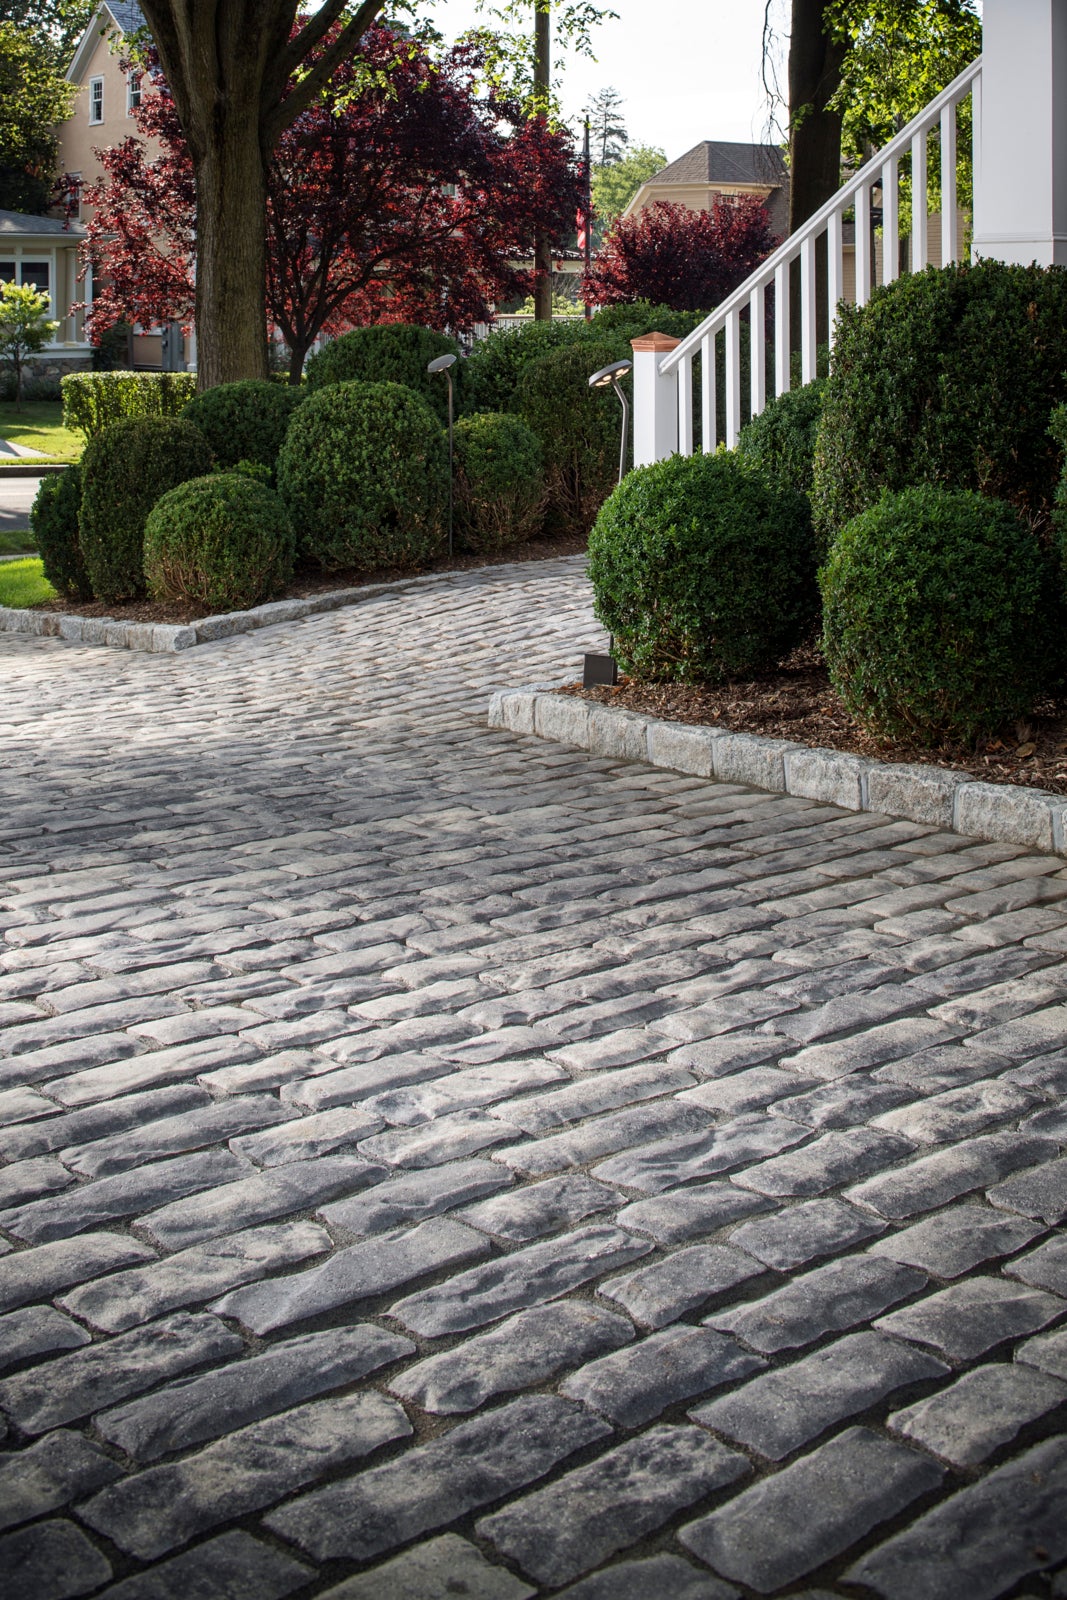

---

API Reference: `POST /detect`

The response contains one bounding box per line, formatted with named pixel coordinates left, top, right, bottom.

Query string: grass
left=0, top=401, right=83, bottom=464
left=0, top=529, right=36, bottom=556
left=0, top=558, right=56, bottom=608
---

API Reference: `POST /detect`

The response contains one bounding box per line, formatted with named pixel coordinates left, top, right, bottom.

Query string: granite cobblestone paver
left=1, top=554, right=1065, bottom=1595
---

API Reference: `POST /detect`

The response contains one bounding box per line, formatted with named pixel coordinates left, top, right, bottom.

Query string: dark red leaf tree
left=582, top=195, right=778, bottom=313
left=76, top=25, right=581, bottom=383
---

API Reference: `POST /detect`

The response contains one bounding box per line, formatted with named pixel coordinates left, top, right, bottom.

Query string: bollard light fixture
left=582, top=358, right=632, bottom=689
left=428, top=353, right=458, bottom=557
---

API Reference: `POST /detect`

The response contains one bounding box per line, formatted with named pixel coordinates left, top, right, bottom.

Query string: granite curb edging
left=489, top=686, right=1067, bottom=859
left=0, top=557, right=574, bottom=654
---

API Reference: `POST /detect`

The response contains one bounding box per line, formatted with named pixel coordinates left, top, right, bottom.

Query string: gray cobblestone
left=599, top=1243, right=762, bottom=1327
left=867, top=1204, right=1043, bottom=1278
left=734, top=1127, right=915, bottom=1198
left=60, top=1094, right=289, bottom=1176
left=94, top=1531, right=313, bottom=1600
left=0, top=1084, right=212, bottom=1163
left=497, top=1061, right=695, bottom=1134
left=0, top=1231, right=157, bottom=1313
left=889, top=1362, right=1067, bottom=1465
left=458, top=1174, right=619, bottom=1241
left=727, top=1197, right=885, bottom=1270
left=0, top=1304, right=90, bottom=1369
left=552, top=1555, right=738, bottom=1600
left=495, top=1100, right=708, bottom=1177
left=0, top=1430, right=122, bottom=1531
left=845, top=1132, right=1057, bottom=1219
left=320, top=1158, right=511, bottom=1235
left=989, top=1156, right=1067, bottom=1224
left=871, top=1079, right=1039, bottom=1145
left=615, top=1183, right=770, bottom=1244
left=559, top=1325, right=765, bottom=1426
left=0, top=1519, right=112, bottom=1600
left=872, top=1041, right=1012, bottom=1093
left=1007, top=1234, right=1067, bottom=1295
left=316, top=1534, right=533, bottom=1600
left=591, top=1113, right=810, bottom=1193
left=1016, top=1325, right=1067, bottom=1380
left=706, top=1256, right=927, bottom=1354
left=1, top=1149, right=246, bottom=1244
left=875, top=1276, right=1065, bottom=1359
left=142, top=1154, right=384, bottom=1249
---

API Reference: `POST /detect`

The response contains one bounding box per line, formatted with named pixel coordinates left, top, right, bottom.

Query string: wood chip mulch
left=560, top=647, right=1067, bottom=798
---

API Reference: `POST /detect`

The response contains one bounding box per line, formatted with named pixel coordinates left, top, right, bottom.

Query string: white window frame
left=127, top=69, right=141, bottom=116
left=89, top=75, right=104, bottom=124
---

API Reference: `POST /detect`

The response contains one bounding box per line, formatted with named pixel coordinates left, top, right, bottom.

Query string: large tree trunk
left=787, top=0, right=848, bottom=233
left=193, top=117, right=270, bottom=388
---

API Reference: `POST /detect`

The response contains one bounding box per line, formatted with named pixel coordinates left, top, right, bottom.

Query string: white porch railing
left=634, top=56, right=982, bottom=466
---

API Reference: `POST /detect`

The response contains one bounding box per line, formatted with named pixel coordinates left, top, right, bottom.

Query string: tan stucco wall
left=627, top=181, right=777, bottom=219
left=57, top=20, right=161, bottom=216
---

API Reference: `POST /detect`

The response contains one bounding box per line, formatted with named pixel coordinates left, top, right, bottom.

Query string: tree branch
left=264, top=0, right=385, bottom=141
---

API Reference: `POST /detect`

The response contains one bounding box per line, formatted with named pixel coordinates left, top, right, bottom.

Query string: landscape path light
left=583, top=357, right=632, bottom=687
left=427, top=352, right=458, bottom=557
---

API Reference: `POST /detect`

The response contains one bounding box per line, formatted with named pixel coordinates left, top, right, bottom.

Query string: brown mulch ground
left=30, top=531, right=588, bottom=626
left=560, top=647, right=1067, bottom=797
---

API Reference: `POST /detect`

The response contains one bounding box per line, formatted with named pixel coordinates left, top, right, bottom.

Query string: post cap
left=630, top=332, right=682, bottom=353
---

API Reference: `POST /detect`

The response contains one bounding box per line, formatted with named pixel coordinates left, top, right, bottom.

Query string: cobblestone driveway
left=1, top=554, right=1066, bottom=1600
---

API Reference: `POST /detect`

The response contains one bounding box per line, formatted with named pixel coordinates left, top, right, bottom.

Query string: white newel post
left=973, top=0, right=1067, bottom=266
left=631, top=332, right=680, bottom=467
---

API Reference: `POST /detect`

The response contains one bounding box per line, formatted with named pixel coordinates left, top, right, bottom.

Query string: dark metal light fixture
left=583, top=358, right=632, bottom=687
left=428, top=353, right=458, bottom=557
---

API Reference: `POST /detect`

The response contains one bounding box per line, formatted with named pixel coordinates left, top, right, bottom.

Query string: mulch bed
left=28, top=531, right=588, bottom=626
left=560, top=647, right=1067, bottom=797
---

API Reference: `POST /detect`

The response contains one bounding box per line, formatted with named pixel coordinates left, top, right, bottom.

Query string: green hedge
left=588, top=449, right=817, bottom=683
left=820, top=486, right=1059, bottom=745
left=277, top=380, right=448, bottom=571
left=738, top=379, right=827, bottom=500
left=463, top=320, right=611, bottom=415
left=812, top=261, right=1067, bottom=552
left=516, top=338, right=628, bottom=536
left=305, top=325, right=460, bottom=423
left=181, top=380, right=304, bottom=473
left=30, top=466, right=90, bottom=600
left=143, top=473, right=296, bottom=612
left=62, top=371, right=198, bottom=439
left=454, top=412, right=544, bottom=553
left=79, top=416, right=213, bottom=602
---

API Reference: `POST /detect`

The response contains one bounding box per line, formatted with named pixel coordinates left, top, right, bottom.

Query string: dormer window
left=127, top=69, right=141, bottom=116
left=89, top=75, right=104, bottom=124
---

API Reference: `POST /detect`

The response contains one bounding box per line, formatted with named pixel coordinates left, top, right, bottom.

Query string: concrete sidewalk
left=0, top=555, right=1065, bottom=1599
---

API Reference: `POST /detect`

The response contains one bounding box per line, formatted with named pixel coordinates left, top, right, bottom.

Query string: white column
left=973, top=0, right=1067, bottom=266
left=631, top=333, right=680, bottom=467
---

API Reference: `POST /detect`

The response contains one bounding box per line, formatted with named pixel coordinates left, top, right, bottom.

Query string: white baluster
left=882, top=156, right=899, bottom=283
left=827, top=209, right=844, bottom=347
left=912, top=126, right=928, bottom=270
left=970, top=73, right=981, bottom=265
left=678, top=353, right=693, bottom=456
left=855, top=181, right=871, bottom=306
left=725, top=309, right=741, bottom=448
left=801, top=233, right=817, bottom=383
left=701, top=330, right=716, bottom=453
left=941, top=101, right=958, bottom=262
left=750, top=285, right=765, bottom=420
left=774, top=259, right=790, bottom=397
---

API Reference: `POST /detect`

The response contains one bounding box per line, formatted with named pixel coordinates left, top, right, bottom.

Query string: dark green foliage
left=463, top=320, right=603, bottom=415
left=30, top=464, right=90, bottom=600
left=820, top=486, right=1058, bottom=745
left=1049, top=402, right=1067, bottom=555
left=516, top=339, right=630, bottom=536
left=812, top=261, right=1067, bottom=553
left=589, top=301, right=707, bottom=341
left=305, top=325, right=461, bottom=422
left=143, top=473, right=296, bottom=613
left=181, top=381, right=304, bottom=474
left=454, top=412, right=544, bottom=553
left=276, top=380, right=448, bottom=572
left=61, top=371, right=197, bottom=438
left=738, top=379, right=827, bottom=499
left=79, top=416, right=212, bottom=602
left=588, top=449, right=818, bottom=683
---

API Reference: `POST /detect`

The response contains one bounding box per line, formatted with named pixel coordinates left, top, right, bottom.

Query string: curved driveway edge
left=490, top=687, right=1067, bottom=859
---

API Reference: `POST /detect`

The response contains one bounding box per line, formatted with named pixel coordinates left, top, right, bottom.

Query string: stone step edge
left=488, top=686, right=1067, bottom=859
left=0, top=554, right=582, bottom=654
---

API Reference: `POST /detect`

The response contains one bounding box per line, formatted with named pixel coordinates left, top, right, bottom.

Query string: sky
left=430, top=1, right=785, bottom=163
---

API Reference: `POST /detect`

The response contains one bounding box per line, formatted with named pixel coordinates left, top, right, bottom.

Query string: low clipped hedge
left=812, top=261, right=1067, bottom=553
left=61, top=371, right=197, bottom=439
left=143, top=473, right=296, bottom=612
left=305, top=325, right=460, bottom=423
left=588, top=449, right=817, bottom=683
left=516, top=338, right=627, bottom=535
left=462, top=320, right=602, bottom=415
left=820, top=486, right=1059, bottom=745
left=30, top=466, right=91, bottom=600
left=277, top=380, right=448, bottom=571
left=181, top=380, right=304, bottom=473
left=79, top=416, right=213, bottom=602
left=454, top=412, right=544, bottom=553
left=738, top=379, right=826, bottom=500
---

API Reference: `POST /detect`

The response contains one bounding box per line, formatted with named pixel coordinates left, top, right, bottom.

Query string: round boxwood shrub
left=589, top=301, right=707, bottom=341
left=305, top=325, right=460, bottom=423
left=453, top=412, right=544, bottom=553
left=820, top=486, right=1059, bottom=745
left=738, top=379, right=826, bottom=499
left=463, top=320, right=607, bottom=415
left=276, top=380, right=448, bottom=571
left=812, top=261, right=1067, bottom=553
left=79, top=416, right=213, bottom=602
left=588, top=449, right=818, bottom=683
left=143, top=473, right=296, bottom=613
left=181, top=380, right=304, bottom=474
left=30, top=465, right=91, bottom=600
left=516, top=338, right=630, bottom=536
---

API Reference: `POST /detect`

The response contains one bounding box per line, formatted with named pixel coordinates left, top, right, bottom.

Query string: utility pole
left=533, top=0, right=552, bottom=321
left=582, top=116, right=592, bottom=320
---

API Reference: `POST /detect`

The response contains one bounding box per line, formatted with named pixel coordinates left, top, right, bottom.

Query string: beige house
left=0, top=209, right=89, bottom=374
left=624, top=141, right=792, bottom=240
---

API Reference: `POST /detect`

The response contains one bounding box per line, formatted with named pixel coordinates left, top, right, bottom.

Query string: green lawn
left=0, top=529, right=36, bottom=555
left=0, top=558, right=56, bottom=607
left=0, top=401, right=83, bottom=464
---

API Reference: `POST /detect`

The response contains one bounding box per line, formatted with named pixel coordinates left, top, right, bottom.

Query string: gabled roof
left=651, top=141, right=788, bottom=189
left=0, top=209, right=86, bottom=238
left=67, top=1, right=146, bottom=82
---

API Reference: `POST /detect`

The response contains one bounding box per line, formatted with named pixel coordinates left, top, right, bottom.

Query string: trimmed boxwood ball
left=738, top=379, right=826, bottom=500
left=516, top=338, right=629, bottom=536
left=820, top=486, right=1058, bottom=746
left=276, top=380, right=448, bottom=572
left=305, top=325, right=461, bottom=423
left=143, top=473, right=296, bottom=613
left=588, top=449, right=818, bottom=684
left=79, top=416, right=213, bottom=602
left=30, top=464, right=91, bottom=600
left=812, top=260, right=1067, bottom=554
left=454, top=412, right=544, bottom=553
left=462, top=320, right=605, bottom=415
left=181, top=380, right=304, bottom=474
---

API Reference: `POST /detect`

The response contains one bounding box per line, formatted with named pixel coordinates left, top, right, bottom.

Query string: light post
left=583, top=357, right=632, bottom=686
left=427, top=352, right=457, bottom=558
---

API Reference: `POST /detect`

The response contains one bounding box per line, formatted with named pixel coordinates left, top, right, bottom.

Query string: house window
left=21, top=262, right=51, bottom=296
left=89, top=76, right=104, bottom=124
left=127, top=69, right=141, bottom=116
left=0, top=262, right=14, bottom=286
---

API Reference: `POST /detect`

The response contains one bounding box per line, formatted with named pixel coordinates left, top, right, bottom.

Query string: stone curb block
left=490, top=689, right=1067, bottom=862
